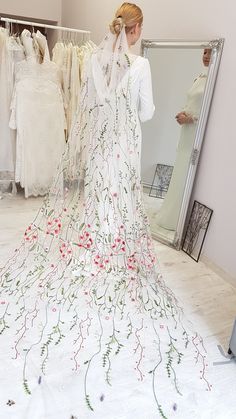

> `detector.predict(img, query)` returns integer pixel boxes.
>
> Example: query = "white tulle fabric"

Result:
[0,29,212,419]
[91,27,132,98]
[0,29,15,176]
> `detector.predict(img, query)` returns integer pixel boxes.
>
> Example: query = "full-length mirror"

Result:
[141,39,224,249]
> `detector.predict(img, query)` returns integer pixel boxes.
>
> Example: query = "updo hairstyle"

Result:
[109,2,143,35]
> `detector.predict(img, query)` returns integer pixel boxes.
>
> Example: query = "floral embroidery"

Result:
[0,42,211,419]
[7,400,15,406]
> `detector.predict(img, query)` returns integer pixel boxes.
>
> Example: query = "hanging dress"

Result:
[10,30,66,197]
[0,28,16,185]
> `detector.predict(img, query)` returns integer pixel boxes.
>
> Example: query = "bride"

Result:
[0,3,210,418]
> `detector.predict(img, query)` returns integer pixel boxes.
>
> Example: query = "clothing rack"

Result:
[0,16,91,194]
[0,16,91,35]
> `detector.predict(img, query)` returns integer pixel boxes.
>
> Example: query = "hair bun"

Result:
[109,17,124,35]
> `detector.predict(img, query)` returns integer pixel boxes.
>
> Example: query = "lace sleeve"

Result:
[138,58,155,122]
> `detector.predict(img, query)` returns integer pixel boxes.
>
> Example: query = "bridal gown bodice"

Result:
[10,34,66,197]
[183,73,207,120]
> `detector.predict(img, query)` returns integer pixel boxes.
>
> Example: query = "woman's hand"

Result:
[175,112,194,125]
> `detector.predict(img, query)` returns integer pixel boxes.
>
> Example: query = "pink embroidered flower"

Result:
[46,217,62,236]
[59,242,72,260]
[112,193,118,198]
[77,225,94,249]
[52,308,57,312]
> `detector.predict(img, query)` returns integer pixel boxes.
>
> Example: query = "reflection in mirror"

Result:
[141,40,224,249]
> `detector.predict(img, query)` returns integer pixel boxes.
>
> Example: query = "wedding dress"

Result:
[52,40,96,138]
[0,28,15,180]
[10,30,66,197]
[0,29,211,419]
[155,74,207,231]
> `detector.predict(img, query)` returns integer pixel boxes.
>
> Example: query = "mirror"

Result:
[141,39,224,249]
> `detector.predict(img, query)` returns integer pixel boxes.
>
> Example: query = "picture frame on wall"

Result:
[182,200,213,262]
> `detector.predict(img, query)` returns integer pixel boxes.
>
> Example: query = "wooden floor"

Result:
[1,193,236,418]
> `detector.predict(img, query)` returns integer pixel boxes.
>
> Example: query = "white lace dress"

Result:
[0,29,15,179]
[10,31,66,197]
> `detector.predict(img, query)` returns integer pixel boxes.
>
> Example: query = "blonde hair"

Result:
[109,2,143,35]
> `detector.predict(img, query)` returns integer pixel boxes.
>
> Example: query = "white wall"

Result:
[62,0,236,280]
[0,0,61,23]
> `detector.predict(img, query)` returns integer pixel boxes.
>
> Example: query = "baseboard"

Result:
[201,254,236,289]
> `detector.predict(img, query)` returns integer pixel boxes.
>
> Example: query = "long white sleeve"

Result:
[138,58,155,122]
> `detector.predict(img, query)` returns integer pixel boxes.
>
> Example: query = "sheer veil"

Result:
[0,20,211,417]
[91,26,132,99]
[67,24,136,182]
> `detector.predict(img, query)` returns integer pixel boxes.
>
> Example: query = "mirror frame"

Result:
[141,38,224,249]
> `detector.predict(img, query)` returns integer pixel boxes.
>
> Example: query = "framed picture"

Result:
[149,163,173,199]
[182,200,213,262]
